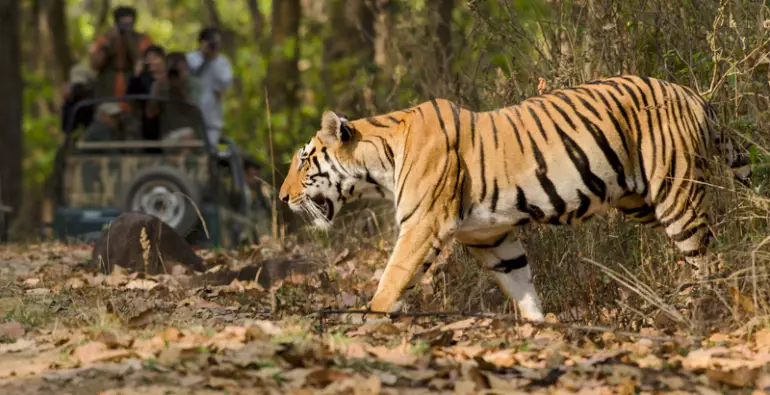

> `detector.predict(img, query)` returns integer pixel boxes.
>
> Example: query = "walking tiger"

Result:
[279,75,752,322]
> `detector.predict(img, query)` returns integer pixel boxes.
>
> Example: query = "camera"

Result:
[167,66,181,80]
[117,21,133,34]
[206,38,220,51]
[70,82,92,102]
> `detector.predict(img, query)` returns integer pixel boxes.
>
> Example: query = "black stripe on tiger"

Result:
[398,192,427,225]
[604,88,638,157]
[528,133,566,225]
[593,90,631,156]
[489,113,500,148]
[396,162,414,206]
[463,233,509,249]
[671,223,708,243]
[490,180,500,212]
[427,101,459,209]
[369,136,395,169]
[575,113,628,191]
[544,102,608,201]
[574,190,592,220]
[479,131,488,201]
[423,101,452,212]
[503,111,525,153]
[450,104,464,206]
[365,117,390,128]
[470,112,476,148]
[527,106,549,142]
[359,140,387,168]
[516,185,546,221]
[491,255,528,273]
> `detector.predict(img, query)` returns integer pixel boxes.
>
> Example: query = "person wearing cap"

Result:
[88,6,153,107]
[147,52,203,137]
[186,27,233,146]
[81,103,123,142]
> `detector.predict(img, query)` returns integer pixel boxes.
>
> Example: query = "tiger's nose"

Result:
[280,193,289,203]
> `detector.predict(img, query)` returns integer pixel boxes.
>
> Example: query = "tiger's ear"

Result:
[318,110,353,146]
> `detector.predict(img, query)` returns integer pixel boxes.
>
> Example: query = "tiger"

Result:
[278,75,752,323]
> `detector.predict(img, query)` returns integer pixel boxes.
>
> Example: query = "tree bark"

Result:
[266,0,301,115]
[246,0,265,50]
[324,0,375,64]
[47,0,72,84]
[323,0,375,112]
[0,0,23,233]
[427,0,454,76]
[373,0,391,70]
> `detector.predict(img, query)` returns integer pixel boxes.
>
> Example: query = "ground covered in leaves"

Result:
[0,243,769,394]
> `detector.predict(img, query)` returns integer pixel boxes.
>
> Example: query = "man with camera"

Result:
[88,6,153,107]
[186,27,233,146]
[147,52,202,136]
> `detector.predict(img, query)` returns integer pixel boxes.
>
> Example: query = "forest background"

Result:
[2,0,770,246]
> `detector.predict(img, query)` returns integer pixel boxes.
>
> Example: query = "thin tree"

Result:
[428,0,454,77]
[47,0,73,84]
[265,0,301,125]
[0,0,23,238]
[323,0,376,113]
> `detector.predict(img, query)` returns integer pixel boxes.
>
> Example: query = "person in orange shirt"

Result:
[89,6,152,110]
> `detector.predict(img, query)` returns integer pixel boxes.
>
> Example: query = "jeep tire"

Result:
[121,166,202,236]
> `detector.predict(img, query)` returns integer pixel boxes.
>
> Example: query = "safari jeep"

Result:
[50,95,270,248]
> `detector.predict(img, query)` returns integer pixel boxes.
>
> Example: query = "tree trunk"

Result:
[246,0,265,50]
[373,0,391,70]
[580,0,597,81]
[266,0,301,116]
[323,0,375,112]
[47,0,72,85]
[0,0,23,235]
[427,0,454,77]
[324,0,375,64]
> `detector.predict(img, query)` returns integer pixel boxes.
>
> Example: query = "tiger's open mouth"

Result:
[311,195,335,221]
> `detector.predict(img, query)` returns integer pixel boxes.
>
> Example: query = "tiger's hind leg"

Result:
[462,233,545,322]
[654,183,716,279]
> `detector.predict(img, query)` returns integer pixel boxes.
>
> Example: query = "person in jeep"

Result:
[81,102,142,143]
[88,6,153,108]
[147,52,202,137]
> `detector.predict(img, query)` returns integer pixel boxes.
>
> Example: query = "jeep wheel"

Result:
[121,166,202,235]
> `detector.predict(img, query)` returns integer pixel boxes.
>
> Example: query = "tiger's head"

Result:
[278,110,393,230]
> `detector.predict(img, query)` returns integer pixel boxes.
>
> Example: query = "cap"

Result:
[97,102,122,116]
[69,63,96,85]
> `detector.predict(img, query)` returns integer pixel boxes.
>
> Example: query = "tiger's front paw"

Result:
[341,309,392,325]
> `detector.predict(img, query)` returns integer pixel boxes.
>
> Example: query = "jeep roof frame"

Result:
[64,94,216,154]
